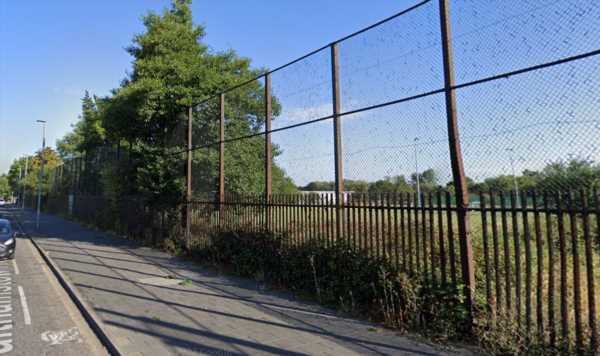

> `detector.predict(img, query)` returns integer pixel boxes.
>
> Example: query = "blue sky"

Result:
[267,0,600,186]
[0,0,413,173]
[1,0,599,189]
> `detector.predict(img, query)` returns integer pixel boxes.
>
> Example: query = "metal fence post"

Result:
[219,93,226,220]
[265,74,273,230]
[186,106,193,248]
[330,42,344,242]
[438,0,476,326]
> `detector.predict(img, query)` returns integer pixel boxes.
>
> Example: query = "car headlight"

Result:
[3,238,14,246]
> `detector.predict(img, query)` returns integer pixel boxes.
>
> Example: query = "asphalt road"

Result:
[0,206,108,356]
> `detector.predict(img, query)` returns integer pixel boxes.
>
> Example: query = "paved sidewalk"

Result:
[18,209,474,356]
[0,207,108,356]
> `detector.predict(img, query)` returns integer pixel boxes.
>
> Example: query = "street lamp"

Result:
[414,137,421,207]
[36,120,46,229]
[506,148,520,207]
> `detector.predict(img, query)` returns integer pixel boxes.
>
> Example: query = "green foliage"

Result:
[480,175,516,192]
[272,166,297,193]
[301,181,334,191]
[475,313,553,356]
[411,169,438,192]
[56,126,84,159]
[369,175,412,194]
[468,158,600,194]
[302,176,412,193]
[7,149,62,195]
[193,230,470,340]
[50,0,293,202]
[55,92,103,158]
[0,175,11,200]
[78,91,105,152]
[536,158,600,191]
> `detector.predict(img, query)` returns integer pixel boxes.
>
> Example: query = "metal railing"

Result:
[41,0,600,352]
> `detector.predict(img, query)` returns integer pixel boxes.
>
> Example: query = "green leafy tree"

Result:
[7,149,62,196]
[411,168,438,192]
[345,180,369,193]
[368,179,396,193]
[301,181,334,191]
[368,175,412,194]
[78,91,105,153]
[94,0,290,205]
[0,175,11,200]
[536,158,600,192]
[56,125,84,159]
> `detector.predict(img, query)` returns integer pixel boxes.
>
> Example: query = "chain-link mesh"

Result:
[339,0,442,113]
[458,55,600,192]
[37,1,600,352]
[452,0,600,193]
[452,0,600,84]
[223,79,266,194]
[341,94,451,193]
[272,121,335,191]
[271,48,332,130]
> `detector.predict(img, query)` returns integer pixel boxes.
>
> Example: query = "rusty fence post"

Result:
[438,0,476,328]
[265,74,273,231]
[186,106,193,249]
[330,42,344,242]
[219,93,226,223]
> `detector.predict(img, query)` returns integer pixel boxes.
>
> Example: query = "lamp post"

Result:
[506,148,519,207]
[36,120,46,229]
[414,137,421,207]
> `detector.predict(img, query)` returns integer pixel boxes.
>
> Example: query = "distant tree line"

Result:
[301,169,439,194]
[0,175,12,200]
[300,159,600,194]
[7,148,62,200]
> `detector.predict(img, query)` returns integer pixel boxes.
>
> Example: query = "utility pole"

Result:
[36,120,46,229]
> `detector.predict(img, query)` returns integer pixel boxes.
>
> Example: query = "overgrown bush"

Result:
[189,230,470,341]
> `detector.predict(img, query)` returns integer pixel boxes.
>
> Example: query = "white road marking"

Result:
[0,264,13,354]
[41,327,83,345]
[10,261,18,276]
[17,286,31,325]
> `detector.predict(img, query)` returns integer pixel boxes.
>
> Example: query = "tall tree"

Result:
[7,149,62,195]
[78,91,105,153]
[56,122,84,159]
[100,0,288,204]
[411,168,438,192]
[0,175,11,200]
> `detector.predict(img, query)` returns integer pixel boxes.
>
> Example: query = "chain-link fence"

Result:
[39,0,600,352]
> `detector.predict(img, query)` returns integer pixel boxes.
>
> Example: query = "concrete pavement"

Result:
[0,207,108,356]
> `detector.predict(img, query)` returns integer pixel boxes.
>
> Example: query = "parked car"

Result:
[0,200,5,206]
[0,219,17,259]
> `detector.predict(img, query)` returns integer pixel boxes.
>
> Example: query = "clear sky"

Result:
[0,0,414,174]
[1,0,599,189]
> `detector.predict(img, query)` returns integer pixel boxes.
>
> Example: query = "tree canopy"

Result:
[47,0,291,206]
[0,175,11,200]
[7,148,62,196]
